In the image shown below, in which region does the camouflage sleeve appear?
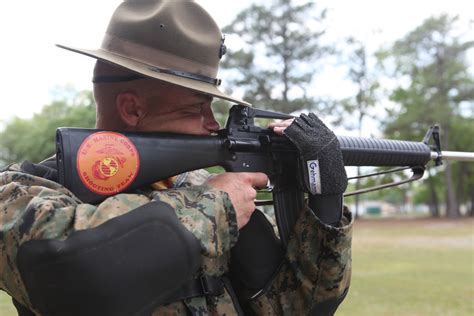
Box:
[150,185,239,258]
[247,206,353,315]
[0,167,238,311]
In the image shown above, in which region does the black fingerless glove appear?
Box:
[284,113,348,225]
[284,113,347,195]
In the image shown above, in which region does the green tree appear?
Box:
[338,38,381,218]
[221,0,331,113]
[379,14,474,218]
[337,38,381,128]
[0,89,96,165]
[450,115,474,216]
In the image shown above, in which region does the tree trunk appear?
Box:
[470,192,474,217]
[467,168,474,217]
[444,161,460,218]
[402,187,408,213]
[445,161,460,218]
[427,167,440,217]
[354,167,361,219]
[354,113,364,220]
[469,169,474,217]
[443,128,460,218]
[456,163,466,216]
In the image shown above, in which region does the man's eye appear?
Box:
[184,104,203,113]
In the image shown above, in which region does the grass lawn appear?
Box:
[338,218,474,316]
[1,218,472,315]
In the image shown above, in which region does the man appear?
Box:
[0,1,352,315]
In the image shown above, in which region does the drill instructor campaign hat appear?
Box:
[57,0,250,106]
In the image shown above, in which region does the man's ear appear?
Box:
[116,92,147,127]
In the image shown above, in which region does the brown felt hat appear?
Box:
[57,0,250,106]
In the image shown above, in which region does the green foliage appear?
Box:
[378,14,474,217]
[337,39,383,217]
[336,38,381,129]
[449,116,474,212]
[412,169,445,205]
[221,0,331,113]
[0,89,96,165]
[351,168,409,205]
[381,15,473,138]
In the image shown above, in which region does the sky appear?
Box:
[0,0,472,130]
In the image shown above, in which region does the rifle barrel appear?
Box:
[432,151,474,162]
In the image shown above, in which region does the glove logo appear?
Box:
[307,160,322,194]
[77,132,140,195]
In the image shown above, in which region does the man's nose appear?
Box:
[203,107,220,132]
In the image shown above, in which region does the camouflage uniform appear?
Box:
[0,163,352,315]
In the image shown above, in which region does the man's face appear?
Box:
[138,82,220,135]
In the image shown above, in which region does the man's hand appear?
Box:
[268,118,294,135]
[284,113,348,224]
[206,172,268,229]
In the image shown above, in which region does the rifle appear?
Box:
[56,105,474,247]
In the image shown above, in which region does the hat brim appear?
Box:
[57,44,251,107]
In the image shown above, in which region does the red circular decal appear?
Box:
[76,132,140,195]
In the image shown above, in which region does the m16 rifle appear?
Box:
[56,105,474,247]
